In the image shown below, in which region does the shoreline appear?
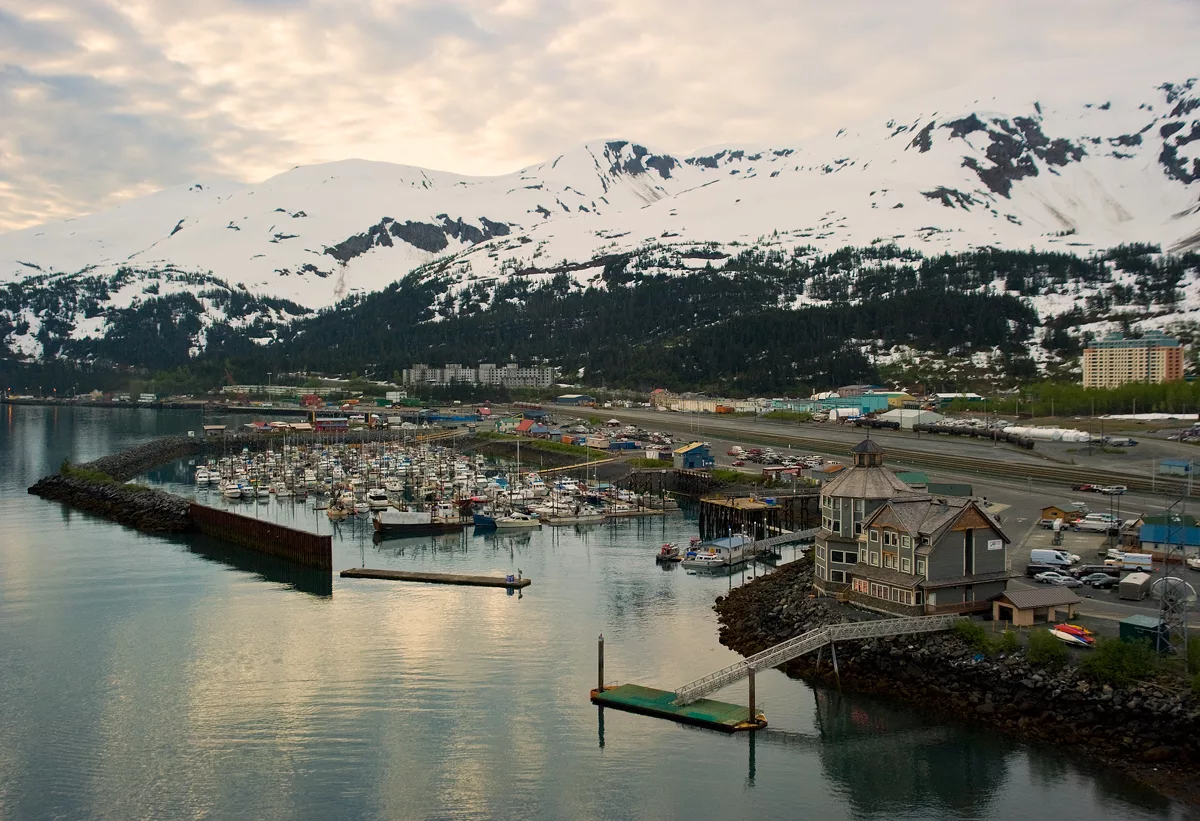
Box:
[714,559,1200,807]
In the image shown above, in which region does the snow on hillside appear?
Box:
[0,73,1197,360]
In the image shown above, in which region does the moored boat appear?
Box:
[656,543,681,563]
[495,511,541,529]
[681,534,754,569]
[374,505,465,535]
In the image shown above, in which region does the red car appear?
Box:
[732,460,745,466]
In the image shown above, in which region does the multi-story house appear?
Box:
[850,495,1011,616]
[813,439,916,594]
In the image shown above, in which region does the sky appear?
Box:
[0,0,1197,232]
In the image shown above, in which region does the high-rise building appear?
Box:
[1081,331,1185,388]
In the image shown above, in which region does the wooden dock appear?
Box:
[340,568,532,588]
[590,684,765,732]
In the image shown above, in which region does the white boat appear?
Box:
[366,488,390,510]
[495,512,542,529]
[220,481,242,499]
[681,534,754,569]
[354,501,371,515]
[542,506,606,525]
[374,506,464,534]
[195,468,210,485]
[275,485,293,498]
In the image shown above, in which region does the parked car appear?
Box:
[1079,573,1118,589]
[1069,564,1120,579]
[1035,571,1078,585]
[1071,484,1095,492]
[1025,562,1060,578]
[1038,518,1058,529]
[1098,485,1127,495]
[731,460,745,466]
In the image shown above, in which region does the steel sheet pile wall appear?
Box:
[189,504,332,570]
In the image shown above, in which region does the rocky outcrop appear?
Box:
[715,559,1200,805]
[28,474,192,532]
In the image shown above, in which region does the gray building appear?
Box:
[813,439,916,594]
[850,496,1011,616]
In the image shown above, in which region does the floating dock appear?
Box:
[340,568,532,588]
[590,684,765,733]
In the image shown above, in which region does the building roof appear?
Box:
[998,587,1083,610]
[821,463,914,499]
[1140,524,1200,546]
[515,419,534,432]
[866,495,1010,545]
[1161,459,1192,467]
[851,438,882,455]
[674,442,706,455]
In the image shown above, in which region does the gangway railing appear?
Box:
[673,613,962,704]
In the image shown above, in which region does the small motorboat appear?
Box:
[354,501,371,515]
[1050,623,1095,648]
[328,504,350,520]
[495,512,541,529]
[656,543,681,563]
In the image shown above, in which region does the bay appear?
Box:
[0,405,1184,819]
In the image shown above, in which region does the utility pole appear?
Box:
[1159,498,1190,660]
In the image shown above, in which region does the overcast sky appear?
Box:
[0,0,1196,231]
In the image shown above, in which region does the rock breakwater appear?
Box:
[715,558,1200,805]
[28,474,192,532]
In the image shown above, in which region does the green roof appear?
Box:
[895,471,929,484]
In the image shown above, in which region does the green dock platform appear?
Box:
[590,684,765,732]
[340,568,532,588]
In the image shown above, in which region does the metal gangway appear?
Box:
[673,614,963,705]
[747,528,819,552]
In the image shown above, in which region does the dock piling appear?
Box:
[748,670,756,725]
[598,633,605,694]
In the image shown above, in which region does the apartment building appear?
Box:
[401,363,557,388]
[1082,331,1184,388]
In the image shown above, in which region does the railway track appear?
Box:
[596,409,1195,498]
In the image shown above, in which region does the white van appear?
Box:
[1030,548,1075,568]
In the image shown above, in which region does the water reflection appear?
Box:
[180,531,334,597]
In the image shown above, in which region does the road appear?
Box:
[558,405,1200,626]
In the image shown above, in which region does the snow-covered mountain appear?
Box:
[1,74,1198,363]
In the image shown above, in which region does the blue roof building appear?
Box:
[1139,524,1200,550]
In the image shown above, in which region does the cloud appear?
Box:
[0,0,1196,231]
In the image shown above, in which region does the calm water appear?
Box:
[0,405,1186,820]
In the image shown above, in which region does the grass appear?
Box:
[476,432,609,460]
[627,457,671,468]
[1027,629,1069,669]
[1101,447,1128,455]
[762,410,814,423]
[952,620,1021,656]
[59,460,152,493]
[1079,637,1158,686]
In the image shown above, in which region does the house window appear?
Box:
[964,529,975,574]
[853,578,868,594]
[870,552,880,566]
[831,550,845,564]
[817,565,825,579]
[854,522,863,535]
[821,496,830,509]
[854,500,865,513]
[830,570,845,583]
[831,520,841,534]
[816,546,825,560]
[917,559,926,575]
[883,531,898,547]
[902,557,911,573]
[884,553,897,569]
[901,535,912,549]
[833,498,842,511]
[869,529,880,542]
[916,591,924,605]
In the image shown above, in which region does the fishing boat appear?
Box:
[473,510,498,529]
[328,503,350,520]
[1050,624,1095,648]
[374,503,465,535]
[541,505,606,525]
[681,534,754,569]
[495,511,541,529]
[366,488,390,510]
[655,543,681,563]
